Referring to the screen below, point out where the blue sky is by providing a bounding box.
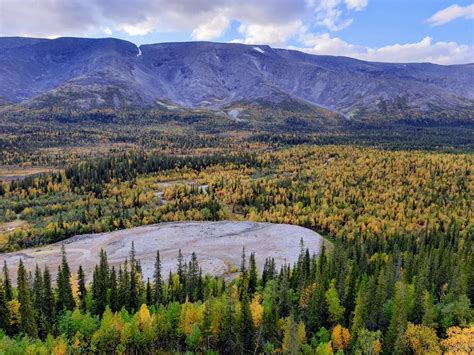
[1,0,473,64]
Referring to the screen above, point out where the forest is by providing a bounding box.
[0,142,473,353]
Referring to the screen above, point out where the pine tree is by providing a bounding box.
[386,281,410,354]
[240,292,254,353]
[248,252,258,295]
[17,259,38,338]
[56,245,75,312]
[78,265,87,312]
[92,249,109,315]
[240,247,247,291]
[0,280,10,333]
[154,250,163,305]
[33,264,45,338]
[220,295,237,353]
[129,244,139,312]
[42,267,55,332]
[278,267,292,318]
[145,278,152,305]
[109,266,118,312]
[351,277,369,335]
[3,261,12,301]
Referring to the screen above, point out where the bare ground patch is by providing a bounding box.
[0,221,326,283]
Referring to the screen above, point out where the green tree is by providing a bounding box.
[386,281,411,354]
[186,323,202,352]
[78,265,87,312]
[248,252,258,295]
[17,259,38,338]
[240,292,254,352]
[0,281,10,333]
[2,261,12,301]
[154,250,163,306]
[325,280,345,326]
[42,266,55,333]
[56,245,75,312]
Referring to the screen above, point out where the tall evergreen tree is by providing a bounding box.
[77,265,87,312]
[0,281,10,333]
[42,267,55,333]
[248,252,258,295]
[385,282,410,354]
[33,264,46,338]
[129,244,140,312]
[2,261,12,301]
[56,245,75,312]
[17,260,38,338]
[220,295,237,353]
[145,278,152,305]
[92,249,110,316]
[240,292,254,353]
[154,250,163,305]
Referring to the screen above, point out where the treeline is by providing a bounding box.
[0,228,472,353]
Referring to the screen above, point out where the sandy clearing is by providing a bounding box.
[0,221,325,283]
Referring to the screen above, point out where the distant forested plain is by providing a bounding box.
[0,111,472,353]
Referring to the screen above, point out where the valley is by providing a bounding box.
[0,35,472,354]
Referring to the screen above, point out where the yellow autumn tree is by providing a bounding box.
[249,295,264,328]
[403,323,441,355]
[441,326,474,354]
[179,301,204,336]
[331,324,351,352]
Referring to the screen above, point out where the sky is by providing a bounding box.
[0,0,473,64]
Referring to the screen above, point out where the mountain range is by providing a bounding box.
[0,36,473,123]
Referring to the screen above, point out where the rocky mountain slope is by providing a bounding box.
[0,37,473,122]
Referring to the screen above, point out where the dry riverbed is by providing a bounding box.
[0,221,325,282]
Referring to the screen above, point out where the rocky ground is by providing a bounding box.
[0,221,326,282]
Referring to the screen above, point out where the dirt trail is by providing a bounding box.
[0,221,326,282]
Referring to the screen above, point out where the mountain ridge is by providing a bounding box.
[1,36,473,123]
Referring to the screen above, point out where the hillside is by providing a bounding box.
[0,37,473,122]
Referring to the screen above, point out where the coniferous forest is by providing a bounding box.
[0,142,472,354]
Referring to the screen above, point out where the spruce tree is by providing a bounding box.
[220,295,237,353]
[129,245,139,312]
[42,267,55,332]
[3,261,12,301]
[385,281,409,354]
[248,252,258,295]
[93,249,113,315]
[240,292,254,353]
[109,266,118,312]
[56,245,75,312]
[0,281,10,333]
[17,259,38,338]
[78,265,87,312]
[33,264,45,338]
[145,278,152,305]
[154,250,163,305]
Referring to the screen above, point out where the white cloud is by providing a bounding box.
[427,4,474,26]
[191,15,230,40]
[293,33,474,64]
[0,0,471,64]
[118,17,158,36]
[307,0,367,31]
[344,0,368,11]
[236,21,305,46]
